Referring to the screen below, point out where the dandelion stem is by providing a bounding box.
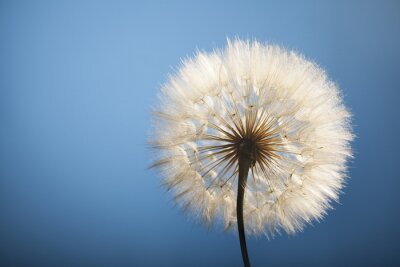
[237,154,252,267]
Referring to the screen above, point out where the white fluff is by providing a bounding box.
[150,39,353,237]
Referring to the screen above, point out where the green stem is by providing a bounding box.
[237,155,252,267]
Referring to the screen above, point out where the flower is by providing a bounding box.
[149,39,353,266]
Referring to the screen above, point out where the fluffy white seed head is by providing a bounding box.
[150,39,353,237]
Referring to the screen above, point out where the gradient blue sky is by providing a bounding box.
[1,1,399,266]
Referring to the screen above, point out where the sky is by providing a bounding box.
[0,1,399,266]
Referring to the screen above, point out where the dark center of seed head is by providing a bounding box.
[238,138,258,167]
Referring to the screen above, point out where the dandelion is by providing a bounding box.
[149,39,353,267]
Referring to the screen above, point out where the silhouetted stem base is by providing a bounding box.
[237,155,252,267]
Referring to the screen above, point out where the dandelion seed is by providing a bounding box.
[149,39,353,267]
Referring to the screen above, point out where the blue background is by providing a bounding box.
[1,1,399,266]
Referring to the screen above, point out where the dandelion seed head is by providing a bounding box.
[150,39,353,237]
